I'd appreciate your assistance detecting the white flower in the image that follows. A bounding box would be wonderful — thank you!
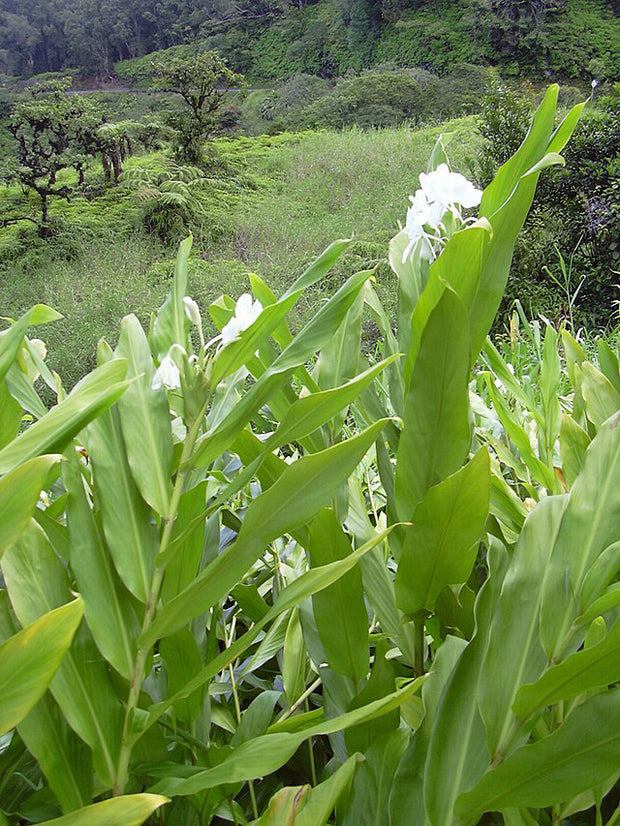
[152,353,181,391]
[183,296,201,326]
[402,189,436,263]
[221,293,263,346]
[419,163,482,213]
[592,78,598,89]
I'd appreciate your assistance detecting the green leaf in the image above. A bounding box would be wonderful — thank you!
[0,359,129,475]
[0,454,60,560]
[580,362,620,428]
[309,509,369,684]
[423,540,510,826]
[342,729,409,826]
[0,598,83,735]
[478,497,567,757]
[18,693,93,813]
[395,288,471,519]
[151,235,192,361]
[456,690,620,820]
[36,794,169,826]
[266,356,399,452]
[2,521,124,786]
[581,540,620,609]
[143,419,388,646]
[149,682,420,796]
[63,453,139,680]
[295,754,360,826]
[540,413,620,661]
[560,413,590,488]
[86,406,158,602]
[0,378,22,449]
[252,786,310,825]
[159,628,205,724]
[513,617,620,720]
[115,315,173,517]
[396,448,490,615]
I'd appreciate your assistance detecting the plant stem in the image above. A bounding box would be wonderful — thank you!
[305,698,317,787]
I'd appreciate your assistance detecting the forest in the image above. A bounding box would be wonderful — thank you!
[0,0,620,824]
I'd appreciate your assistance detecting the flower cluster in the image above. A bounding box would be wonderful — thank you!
[402,163,482,263]
[151,292,264,391]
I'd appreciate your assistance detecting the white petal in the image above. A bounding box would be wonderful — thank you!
[183,296,201,326]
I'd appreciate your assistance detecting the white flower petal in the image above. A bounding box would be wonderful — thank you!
[183,296,201,326]
[152,354,181,390]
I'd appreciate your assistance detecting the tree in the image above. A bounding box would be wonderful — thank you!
[6,78,103,235]
[151,50,243,164]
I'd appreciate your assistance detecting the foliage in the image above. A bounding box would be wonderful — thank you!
[5,78,105,235]
[476,83,620,328]
[3,85,619,826]
[121,163,207,243]
[151,50,244,164]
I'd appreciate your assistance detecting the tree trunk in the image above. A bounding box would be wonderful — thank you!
[102,152,111,182]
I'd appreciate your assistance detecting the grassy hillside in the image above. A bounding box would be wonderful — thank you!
[0,118,480,386]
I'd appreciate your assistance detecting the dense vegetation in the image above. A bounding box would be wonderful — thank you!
[0,0,618,81]
[2,89,620,825]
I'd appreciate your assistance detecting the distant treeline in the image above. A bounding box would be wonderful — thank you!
[0,0,618,80]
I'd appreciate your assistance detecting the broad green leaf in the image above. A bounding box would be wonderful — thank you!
[309,509,369,684]
[423,540,509,826]
[540,413,620,661]
[478,497,567,757]
[191,268,374,468]
[0,454,60,560]
[396,448,490,615]
[2,521,123,786]
[480,86,559,217]
[18,693,93,813]
[63,453,138,679]
[86,406,157,602]
[560,412,590,488]
[597,338,620,395]
[295,754,360,826]
[232,691,281,746]
[37,794,169,826]
[513,617,620,720]
[395,288,471,519]
[580,362,620,428]
[581,540,620,608]
[264,357,398,453]
[456,690,620,820]
[0,378,21,448]
[159,628,204,724]
[345,639,398,755]
[0,359,129,475]
[343,729,409,826]
[389,635,468,826]
[0,598,83,735]
[115,315,173,517]
[150,234,192,361]
[252,786,310,825]
[143,419,388,646]
[150,681,419,796]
